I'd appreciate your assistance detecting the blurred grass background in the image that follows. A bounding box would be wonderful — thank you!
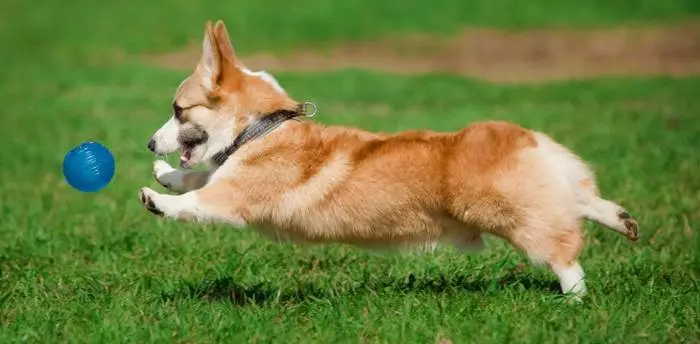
[0,1,699,343]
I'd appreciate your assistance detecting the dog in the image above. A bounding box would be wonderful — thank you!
[140,20,639,299]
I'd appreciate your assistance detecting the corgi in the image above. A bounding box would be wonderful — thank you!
[140,20,639,298]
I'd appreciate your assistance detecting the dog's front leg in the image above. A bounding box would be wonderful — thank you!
[152,160,211,194]
[138,186,246,227]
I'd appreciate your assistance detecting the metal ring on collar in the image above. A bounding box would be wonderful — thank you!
[302,101,318,118]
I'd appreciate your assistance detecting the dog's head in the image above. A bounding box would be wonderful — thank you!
[148,20,298,168]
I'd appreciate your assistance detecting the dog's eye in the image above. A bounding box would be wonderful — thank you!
[173,103,184,122]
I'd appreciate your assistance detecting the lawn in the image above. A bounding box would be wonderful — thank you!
[1,0,699,343]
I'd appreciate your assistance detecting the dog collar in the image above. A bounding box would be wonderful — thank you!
[210,102,317,166]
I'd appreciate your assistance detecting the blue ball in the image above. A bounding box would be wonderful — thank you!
[62,141,115,192]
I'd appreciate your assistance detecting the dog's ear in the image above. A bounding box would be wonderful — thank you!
[199,20,243,93]
[212,20,239,65]
[199,21,221,91]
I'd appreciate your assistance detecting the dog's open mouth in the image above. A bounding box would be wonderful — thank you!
[176,126,209,169]
[180,146,194,168]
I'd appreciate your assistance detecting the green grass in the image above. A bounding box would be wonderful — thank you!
[1,1,699,343]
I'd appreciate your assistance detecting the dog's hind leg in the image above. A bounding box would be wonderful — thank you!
[510,222,587,298]
[577,181,639,241]
[153,160,211,194]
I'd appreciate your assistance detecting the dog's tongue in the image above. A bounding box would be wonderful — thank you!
[180,148,192,168]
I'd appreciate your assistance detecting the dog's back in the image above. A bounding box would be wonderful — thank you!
[211,118,638,299]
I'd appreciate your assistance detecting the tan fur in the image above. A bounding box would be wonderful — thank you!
[141,20,640,298]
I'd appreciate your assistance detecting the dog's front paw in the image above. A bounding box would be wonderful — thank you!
[153,160,175,188]
[139,187,164,216]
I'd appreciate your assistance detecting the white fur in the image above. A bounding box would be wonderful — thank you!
[200,32,216,91]
[140,187,247,227]
[534,132,633,237]
[241,67,286,94]
[141,187,199,218]
[153,160,176,177]
[152,103,236,167]
[534,132,594,194]
[552,262,587,295]
[151,117,181,154]
[200,115,236,164]
[581,198,629,234]
[153,160,186,191]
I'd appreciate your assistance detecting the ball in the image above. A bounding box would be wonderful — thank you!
[62,141,115,192]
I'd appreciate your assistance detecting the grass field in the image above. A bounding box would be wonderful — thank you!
[1,0,700,343]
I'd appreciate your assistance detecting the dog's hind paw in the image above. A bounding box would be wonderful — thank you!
[618,212,639,241]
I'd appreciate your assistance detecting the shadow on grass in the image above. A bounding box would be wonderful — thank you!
[160,272,561,306]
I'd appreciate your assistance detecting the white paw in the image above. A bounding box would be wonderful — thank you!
[564,294,585,304]
[152,160,183,191]
[139,187,163,216]
[153,160,175,179]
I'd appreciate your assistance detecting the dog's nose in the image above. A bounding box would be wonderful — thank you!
[147,139,156,152]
